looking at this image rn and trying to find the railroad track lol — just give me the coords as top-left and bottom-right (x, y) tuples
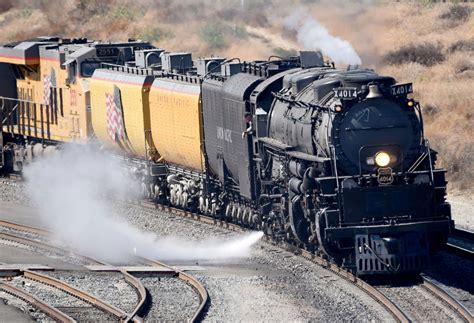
(0, 220), (208, 322)
(445, 228), (474, 260)
(131, 200), (474, 323)
(421, 277), (473, 322)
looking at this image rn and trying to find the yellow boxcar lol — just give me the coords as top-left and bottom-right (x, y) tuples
(90, 69), (156, 158)
(149, 78), (203, 171)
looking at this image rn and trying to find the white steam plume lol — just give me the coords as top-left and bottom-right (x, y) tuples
(23, 145), (263, 264)
(284, 9), (362, 66)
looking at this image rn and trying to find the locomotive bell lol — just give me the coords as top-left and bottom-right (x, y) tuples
(366, 84), (383, 99)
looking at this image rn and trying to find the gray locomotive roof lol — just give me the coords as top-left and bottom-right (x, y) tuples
(0, 40), (57, 62)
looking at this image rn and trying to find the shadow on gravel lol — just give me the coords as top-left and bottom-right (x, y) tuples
(422, 251), (474, 295)
(363, 274), (423, 288)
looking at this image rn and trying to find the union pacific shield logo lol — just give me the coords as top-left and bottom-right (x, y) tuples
(377, 167), (394, 185)
(105, 85), (127, 142)
(43, 67), (56, 106)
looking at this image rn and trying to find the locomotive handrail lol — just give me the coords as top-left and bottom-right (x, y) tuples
(425, 140), (435, 183)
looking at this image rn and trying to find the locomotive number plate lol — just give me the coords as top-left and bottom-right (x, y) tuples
(391, 83), (413, 96)
(377, 167), (394, 185)
(96, 47), (119, 57)
(334, 87), (357, 100)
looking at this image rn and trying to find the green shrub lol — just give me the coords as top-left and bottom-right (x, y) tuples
(273, 47), (298, 58)
(449, 39), (474, 53)
(383, 43), (445, 67)
(138, 27), (173, 43)
(439, 4), (472, 22)
(199, 22), (227, 49)
(113, 4), (134, 20)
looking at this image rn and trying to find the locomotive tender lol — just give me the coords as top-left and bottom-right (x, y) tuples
(0, 38), (453, 275)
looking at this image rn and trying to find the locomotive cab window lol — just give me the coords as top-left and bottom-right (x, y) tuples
(67, 61), (77, 85)
(81, 61), (101, 77)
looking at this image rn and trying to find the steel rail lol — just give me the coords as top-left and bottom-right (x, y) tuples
(421, 277), (473, 322)
(121, 270), (147, 322)
(134, 201), (410, 323)
(139, 257), (209, 323)
(445, 228), (474, 260)
(0, 219), (204, 322)
(0, 231), (103, 265)
(0, 282), (75, 322)
(22, 269), (129, 321)
(0, 222), (147, 322)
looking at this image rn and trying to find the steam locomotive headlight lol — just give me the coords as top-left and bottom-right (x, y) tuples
(375, 151), (391, 167)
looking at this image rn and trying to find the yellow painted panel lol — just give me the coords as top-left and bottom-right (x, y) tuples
(6, 59), (92, 144)
(90, 71), (155, 158)
(149, 80), (203, 171)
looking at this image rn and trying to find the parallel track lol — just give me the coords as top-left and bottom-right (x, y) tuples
(0, 219), (208, 322)
(445, 228), (474, 260)
(421, 277), (473, 322)
(135, 200), (474, 323)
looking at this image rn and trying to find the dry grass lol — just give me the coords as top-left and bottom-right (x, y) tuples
(0, 0), (472, 192)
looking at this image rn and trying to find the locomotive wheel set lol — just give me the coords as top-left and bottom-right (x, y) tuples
(0, 37), (453, 275)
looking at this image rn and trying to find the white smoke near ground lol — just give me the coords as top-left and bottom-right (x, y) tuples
(23, 145), (263, 264)
(284, 9), (362, 66)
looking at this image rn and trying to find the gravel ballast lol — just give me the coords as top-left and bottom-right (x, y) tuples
(41, 270), (139, 314)
(140, 276), (199, 321)
(0, 291), (50, 322)
(1, 178), (471, 321)
(115, 204), (393, 321)
(5, 276), (115, 321)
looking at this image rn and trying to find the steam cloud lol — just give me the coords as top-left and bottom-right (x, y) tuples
(23, 145), (263, 264)
(284, 9), (362, 66)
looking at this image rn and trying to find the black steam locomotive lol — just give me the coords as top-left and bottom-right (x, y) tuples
(201, 52), (452, 274)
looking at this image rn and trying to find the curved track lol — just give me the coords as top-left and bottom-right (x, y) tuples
(421, 277), (473, 322)
(137, 201), (411, 322)
(0, 219), (208, 322)
(133, 200), (474, 323)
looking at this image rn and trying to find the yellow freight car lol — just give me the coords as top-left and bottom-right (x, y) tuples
(149, 76), (203, 171)
(90, 67), (157, 158)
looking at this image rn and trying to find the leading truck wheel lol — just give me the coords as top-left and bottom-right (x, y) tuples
(315, 209), (349, 262)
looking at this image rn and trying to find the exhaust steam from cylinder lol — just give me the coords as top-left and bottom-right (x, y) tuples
(23, 145), (263, 264)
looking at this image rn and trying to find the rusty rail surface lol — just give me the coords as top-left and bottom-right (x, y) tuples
(132, 201), (410, 323)
(121, 270), (147, 322)
(0, 282), (75, 322)
(23, 269), (129, 321)
(139, 257), (209, 323)
(421, 277), (473, 322)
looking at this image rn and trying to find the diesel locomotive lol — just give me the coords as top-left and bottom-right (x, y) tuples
(0, 37), (453, 275)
